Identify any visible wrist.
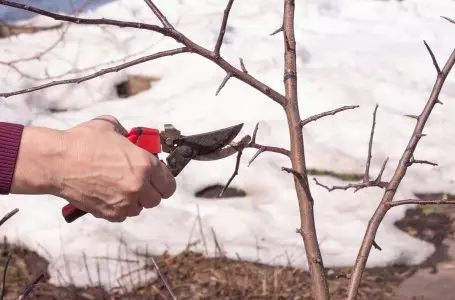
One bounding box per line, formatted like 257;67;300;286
10;126;67;195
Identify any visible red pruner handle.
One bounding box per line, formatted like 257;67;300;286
61;127;162;223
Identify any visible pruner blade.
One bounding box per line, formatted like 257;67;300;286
161;123;243;176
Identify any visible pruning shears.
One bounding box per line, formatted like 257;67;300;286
61;123;244;223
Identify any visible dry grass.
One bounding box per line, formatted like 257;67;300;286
0;201;452;300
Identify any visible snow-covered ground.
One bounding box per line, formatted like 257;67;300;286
0;0;454;290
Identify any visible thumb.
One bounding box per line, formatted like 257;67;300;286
84;115;128;135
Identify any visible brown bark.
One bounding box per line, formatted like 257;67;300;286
282;1;329;299
347;46;455;300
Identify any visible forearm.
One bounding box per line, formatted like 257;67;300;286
4;124;66;195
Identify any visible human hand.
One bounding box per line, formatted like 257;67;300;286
11;115;176;222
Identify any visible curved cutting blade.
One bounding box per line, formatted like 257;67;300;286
176;123;243;156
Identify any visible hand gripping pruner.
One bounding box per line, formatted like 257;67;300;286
61;123;244;223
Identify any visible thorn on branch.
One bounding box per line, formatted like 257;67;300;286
214;0;235;55
300;105;360;127
409;156;438;167
270;25;283;36
372;240;382;251
423;40;441;74
404;114;420;120
248;149;264;166
215;72;232;96
416;134;426;141
282;167;304;180
375;157;389;183
239;57;248;74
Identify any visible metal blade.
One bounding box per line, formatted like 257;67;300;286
176;123;243;156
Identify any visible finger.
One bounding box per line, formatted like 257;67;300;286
139;183;162;208
149;160;176;199
86;115;128;135
126;201;143;217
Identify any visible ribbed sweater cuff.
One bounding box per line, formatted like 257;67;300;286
0;122;24;195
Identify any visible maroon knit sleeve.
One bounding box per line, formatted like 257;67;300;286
0;122;24;195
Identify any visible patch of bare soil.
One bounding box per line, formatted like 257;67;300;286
0;22;63;39
0;195;452;299
115;75;161;98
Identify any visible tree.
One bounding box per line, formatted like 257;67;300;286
0;1;454;299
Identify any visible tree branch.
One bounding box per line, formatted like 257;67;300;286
219;124;290;195
282;0;329;298
0;208;18;227
364;104;379;182
214;0;235;55
312;105;389;193
143;0;173;28
424;40;441;74
0;47;189;97
300;105;359;127
0;0;286;105
347;42;455;300
441;16;455;25
390;199;455;207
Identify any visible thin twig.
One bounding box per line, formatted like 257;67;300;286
211;227;225;257
313;177;388;192
312;105;389;193
16;273;45;300
364;104;379;182
1;254;12;300
300;105;359;127
214;0;235;55
0;0;287;105
149;256;176;300
409;157;438;167
424;40;441;73
390;199;455;207
219;149;243;197
347;42;455;300
215;72;232;96
0;48;188;97
196;205;209;256
143;0;173;28
441;16;455;24
0;208;18;227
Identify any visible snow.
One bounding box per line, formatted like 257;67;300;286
0;0;454;290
